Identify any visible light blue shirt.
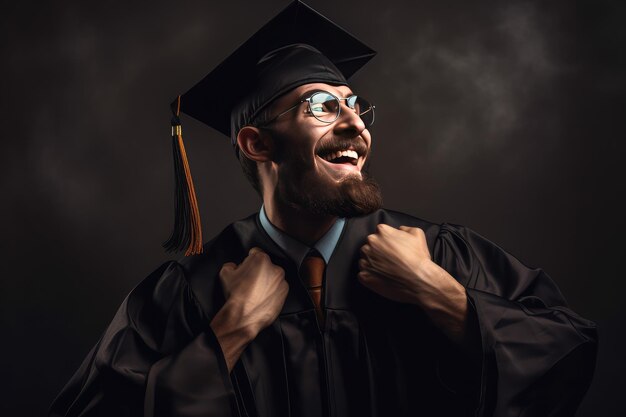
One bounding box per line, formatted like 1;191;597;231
259;205;346;269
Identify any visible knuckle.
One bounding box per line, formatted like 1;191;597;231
254;251;270;261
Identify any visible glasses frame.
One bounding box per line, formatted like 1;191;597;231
257;90;375;128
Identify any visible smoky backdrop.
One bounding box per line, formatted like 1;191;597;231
1;0;624;415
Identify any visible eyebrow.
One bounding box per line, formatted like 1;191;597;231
298;88;355;101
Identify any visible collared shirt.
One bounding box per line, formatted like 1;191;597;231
259;204;346;269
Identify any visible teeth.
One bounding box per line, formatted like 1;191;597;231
323;149;359;161
342;150;359;159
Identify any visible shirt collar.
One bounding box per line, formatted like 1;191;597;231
259;205;345;268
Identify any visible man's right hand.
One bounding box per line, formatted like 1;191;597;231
210;247;289;372
218;247;289;335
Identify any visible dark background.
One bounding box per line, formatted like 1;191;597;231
1;0;624;415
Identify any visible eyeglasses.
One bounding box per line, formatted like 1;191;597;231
259;91;375;128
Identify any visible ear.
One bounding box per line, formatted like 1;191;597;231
237;126;272;162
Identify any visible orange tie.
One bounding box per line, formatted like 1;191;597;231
299;250;326;327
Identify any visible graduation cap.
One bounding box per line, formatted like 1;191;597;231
165;0;376;256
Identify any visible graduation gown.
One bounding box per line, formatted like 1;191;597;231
49;209;598;417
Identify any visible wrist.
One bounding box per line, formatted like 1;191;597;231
211;301;259;343
414;259;442;281
408;260;443;305
410;261;465;308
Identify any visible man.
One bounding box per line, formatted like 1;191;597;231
50;2;597;417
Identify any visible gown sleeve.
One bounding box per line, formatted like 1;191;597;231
49;261;238;417
433;223;598;417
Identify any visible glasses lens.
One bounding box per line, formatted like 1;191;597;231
348;95;375;127
309;92;340;122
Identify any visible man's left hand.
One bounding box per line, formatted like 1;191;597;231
358;224;440;305
358;224;470;346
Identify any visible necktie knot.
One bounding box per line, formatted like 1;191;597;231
300;249;325;289
299;249;326;326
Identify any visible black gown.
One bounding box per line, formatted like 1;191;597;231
49;209;598;417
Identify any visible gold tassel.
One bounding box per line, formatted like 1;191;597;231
163;96;203;255
177;128;203;255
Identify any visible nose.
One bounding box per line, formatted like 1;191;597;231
333;101;366;138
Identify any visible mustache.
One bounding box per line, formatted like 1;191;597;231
315;137;369;158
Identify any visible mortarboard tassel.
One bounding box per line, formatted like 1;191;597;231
163;96;203;256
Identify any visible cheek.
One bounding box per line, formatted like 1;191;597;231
273;122;330;167
362;131;372;151
277;146;315;172
286;141;320;166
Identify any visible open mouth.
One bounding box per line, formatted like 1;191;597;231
315;145;365;178
319;149;360;166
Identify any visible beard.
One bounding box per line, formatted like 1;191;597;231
276;160;383;218
269;126;383;218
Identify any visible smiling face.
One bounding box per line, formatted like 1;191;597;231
262;82;383;217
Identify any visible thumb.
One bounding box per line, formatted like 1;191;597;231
220;262;237;274
249;246;264;255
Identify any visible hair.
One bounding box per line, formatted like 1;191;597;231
238;150;262;196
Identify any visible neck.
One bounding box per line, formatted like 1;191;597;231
263;195;338;246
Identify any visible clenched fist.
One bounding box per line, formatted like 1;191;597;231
211;247;289;372
358;224;433;304
219;247;289;333
358;224;470;346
